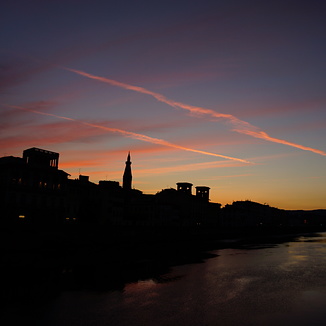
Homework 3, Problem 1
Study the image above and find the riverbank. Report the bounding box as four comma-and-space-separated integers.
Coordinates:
2, 225, 325, 313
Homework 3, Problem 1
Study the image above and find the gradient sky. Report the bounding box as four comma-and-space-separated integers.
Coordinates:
1, 0, 326, 209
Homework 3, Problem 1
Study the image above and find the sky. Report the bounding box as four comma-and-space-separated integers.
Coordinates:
1, 0, 326, 210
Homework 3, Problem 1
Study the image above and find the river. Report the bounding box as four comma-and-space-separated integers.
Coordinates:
28, 232, 326, 325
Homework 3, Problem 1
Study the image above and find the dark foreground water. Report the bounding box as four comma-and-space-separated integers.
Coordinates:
9, 232, 326, 325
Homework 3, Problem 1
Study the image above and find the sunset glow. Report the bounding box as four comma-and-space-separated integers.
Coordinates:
1, 0, 325, 209
6, 104, 250, 163
66, 67, 326, 157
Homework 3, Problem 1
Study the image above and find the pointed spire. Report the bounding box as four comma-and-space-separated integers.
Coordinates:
123, 152, 132, 190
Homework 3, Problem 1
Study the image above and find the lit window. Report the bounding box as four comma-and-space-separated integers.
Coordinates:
19, 215, 25, 219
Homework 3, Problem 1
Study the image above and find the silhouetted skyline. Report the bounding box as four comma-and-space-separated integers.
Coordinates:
1, 146, 326, 326
1, 0, 326, 210
1, 147, 325, 230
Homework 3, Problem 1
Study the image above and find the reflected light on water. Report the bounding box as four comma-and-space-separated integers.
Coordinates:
36, 233, 326, 326
125, 279, 158, 293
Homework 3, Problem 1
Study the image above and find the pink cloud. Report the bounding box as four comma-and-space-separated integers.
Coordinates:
0, 115, 111, 151
0, 100, 57, 122
59, 159, 103, 169
233, 97, 326, 120
65, 67, 326, 157
240, 130, 326, 157
134, 160, 248, 177
4, 104, 250, 163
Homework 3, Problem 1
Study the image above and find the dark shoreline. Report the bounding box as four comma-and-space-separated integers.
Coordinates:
2, 225, 325, 316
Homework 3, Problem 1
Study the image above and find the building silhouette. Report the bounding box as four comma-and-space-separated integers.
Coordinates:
1, 147, 324, 229
0, 147, 223, 228
123, 152, 132, 190
196, 186, 210, 202
23, 147, 59, 168
176, 182, 193, 195
0, 147, 69, 225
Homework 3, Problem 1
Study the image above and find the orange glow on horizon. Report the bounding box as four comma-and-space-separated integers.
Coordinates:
134, 159, 248, 176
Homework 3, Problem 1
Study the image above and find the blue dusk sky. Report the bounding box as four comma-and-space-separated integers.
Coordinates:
1, 0, 326, 209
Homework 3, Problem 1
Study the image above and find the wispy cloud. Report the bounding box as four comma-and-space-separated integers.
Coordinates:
59, 159, 103, 169
240, 130, 326, 156
0, 118, 108, 151
3, 104, 250, 163
67, 159, 247, 182
136, 160, 246, 176
65, 67, 326, 157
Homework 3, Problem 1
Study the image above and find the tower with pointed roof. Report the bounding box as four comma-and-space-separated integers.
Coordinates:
123, 152, 132, 190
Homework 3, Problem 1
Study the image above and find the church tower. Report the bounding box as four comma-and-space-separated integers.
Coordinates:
123, 152, 132, 190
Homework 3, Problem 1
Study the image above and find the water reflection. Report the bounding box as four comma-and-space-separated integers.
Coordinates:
7, 233, 326, 326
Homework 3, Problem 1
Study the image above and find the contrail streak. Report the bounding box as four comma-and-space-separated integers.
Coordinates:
241, 130, 326, 156
65, 67, 326, 157
5, 105, 250, 163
